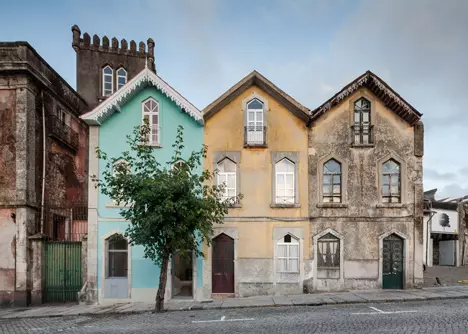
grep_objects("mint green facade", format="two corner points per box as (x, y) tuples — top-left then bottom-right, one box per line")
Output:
(96, 85), (204, 301)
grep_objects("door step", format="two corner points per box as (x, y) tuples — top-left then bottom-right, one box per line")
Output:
(211, 293), (235, 299)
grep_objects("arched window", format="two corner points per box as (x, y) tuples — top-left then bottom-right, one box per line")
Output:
(353, 98), (372, 144)
(277, 234), (299, 273)
(317, 233), (340, 269)
(117, 68), (127, 90)
(275, 158), (295, 204)
(142, 98), (159, 145)
(217, 158), (236, 201)
(246, 98), (265, 145)
(323, 159), (341, 203)
(382, 159), (401, 203)
(107, 235), (128, 277)
(102, 66), (113, 96)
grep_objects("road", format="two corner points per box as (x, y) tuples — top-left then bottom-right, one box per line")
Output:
(1, 298), (468, 333)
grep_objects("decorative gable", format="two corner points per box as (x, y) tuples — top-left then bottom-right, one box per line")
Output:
(81, 68), (203, 125)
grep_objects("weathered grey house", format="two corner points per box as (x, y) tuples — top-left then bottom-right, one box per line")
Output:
(0, 42), (88, 306)
(306, 71), (424, 291)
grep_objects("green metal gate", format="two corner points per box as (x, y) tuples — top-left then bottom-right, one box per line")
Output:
(45, 242), (82, 302)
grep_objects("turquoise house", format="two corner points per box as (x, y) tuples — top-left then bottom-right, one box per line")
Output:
(81, 67), (204, 303)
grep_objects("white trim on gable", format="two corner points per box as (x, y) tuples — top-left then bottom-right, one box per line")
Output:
(81, 68), (203, 125)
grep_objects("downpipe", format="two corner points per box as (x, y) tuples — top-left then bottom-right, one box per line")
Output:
(40, 90), (46, 234)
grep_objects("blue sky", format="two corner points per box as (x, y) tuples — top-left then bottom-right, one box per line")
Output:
(1, 0), (467, 199)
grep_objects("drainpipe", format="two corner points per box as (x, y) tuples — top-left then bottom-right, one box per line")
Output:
(426, 211), (436, 267)
(40, 90), (46, 234)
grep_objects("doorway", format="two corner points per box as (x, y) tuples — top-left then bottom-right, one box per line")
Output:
(172, 251), (193, 298)
(212, 233), (234, 293)
(382, 234), (404, 289)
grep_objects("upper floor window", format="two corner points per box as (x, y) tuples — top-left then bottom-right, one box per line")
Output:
(323, 159), (341, 203)
(317, 233), (340, 269)
(275, 158), (295, 204)
(102, 66), (113, 96)
(381, 159), (401, 203)
(277, 234), (299, 273)
(245, 98), (265, 146)
(117, 68), (127, 90)
(142, 98), (159, 145)
(217, 158), (236, 201)
(352, 98), (372, 145)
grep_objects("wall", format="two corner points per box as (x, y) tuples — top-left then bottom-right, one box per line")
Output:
(308, 88), (423, 290)
(203, 85), (310, 297)
(91, 85), (204, 302)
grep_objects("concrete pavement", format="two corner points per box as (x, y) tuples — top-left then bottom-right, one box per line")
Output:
(1, 285), (468, 319)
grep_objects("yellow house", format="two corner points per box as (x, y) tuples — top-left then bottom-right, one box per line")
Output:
(202, 71), (310, 297)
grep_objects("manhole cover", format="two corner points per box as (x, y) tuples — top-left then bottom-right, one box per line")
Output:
(457, 280), (468, 284)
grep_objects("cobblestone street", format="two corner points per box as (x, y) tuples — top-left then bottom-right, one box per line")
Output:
(2, 298), (468, 333)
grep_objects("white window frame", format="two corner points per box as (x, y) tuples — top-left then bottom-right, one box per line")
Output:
(246, 99), (264, 145)
(277, 236), (299, 273)
(216, 158), (236, 202)
(102, 66), (113, 96)
(116, 67), (127, 90)
(107, 236), (129, 278)
(142, 98), (160, 145)
(275, 159), (295, 204)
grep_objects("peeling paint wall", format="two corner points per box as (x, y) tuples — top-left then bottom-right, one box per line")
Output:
(308, 88), (424, 291)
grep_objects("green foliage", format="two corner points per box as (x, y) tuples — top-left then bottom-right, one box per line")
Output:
(93, 121), (241, 265)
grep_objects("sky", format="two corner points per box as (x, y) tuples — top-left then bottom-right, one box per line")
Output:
(1, 0), (467, 199)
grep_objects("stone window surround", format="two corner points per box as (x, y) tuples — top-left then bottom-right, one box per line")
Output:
(312, 228), (344, 288)
(213, 151), (241, 208)
(271, 152), (300, 208)
(272, 227), (304, 285)
(242, 92), (269, 148)
(378, 229), (409, 289)
(275, 233), (300, 273)
(316, 153), (349, 208)
(100, 230), (132, 302)
(376, 152), (407, 207)
(348, 91), (376, 148)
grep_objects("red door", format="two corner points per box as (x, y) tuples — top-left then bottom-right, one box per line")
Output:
(212, 234), (234, 293)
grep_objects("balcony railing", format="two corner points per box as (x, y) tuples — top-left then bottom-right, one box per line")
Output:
(351, 124), (374, 146)
(244, 126), (267, 147)
(49, 115), (79, 151)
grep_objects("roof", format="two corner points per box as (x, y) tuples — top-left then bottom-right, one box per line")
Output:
(310, 71), (422, 125)
(203, 70), (310, 123)
(81, 67), (203, 125)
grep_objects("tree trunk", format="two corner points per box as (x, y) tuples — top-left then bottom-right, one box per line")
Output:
(155, 247), (170, 313)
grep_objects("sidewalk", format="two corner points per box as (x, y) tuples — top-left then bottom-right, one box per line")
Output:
(2, 286), (468, 319)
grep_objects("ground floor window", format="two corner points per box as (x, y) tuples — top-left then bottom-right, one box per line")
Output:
(277, 234), (299, 273)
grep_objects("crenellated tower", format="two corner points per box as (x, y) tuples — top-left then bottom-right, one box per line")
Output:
(71, 25), (155, 109)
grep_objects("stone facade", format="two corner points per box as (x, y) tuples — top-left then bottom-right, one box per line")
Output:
(307, 72), (424, 291)
(0, 42), (88, 306)
(71, 25), (155, 109)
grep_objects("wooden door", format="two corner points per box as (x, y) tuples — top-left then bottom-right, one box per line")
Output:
(382, 234), (404, 289)
(212, 234), (234, 293)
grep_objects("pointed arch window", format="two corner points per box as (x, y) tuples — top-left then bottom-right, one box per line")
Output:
(323, 159), (341, 203)
(277, 234), (299, 273)
(117, 68), (127, 90)
(381, 159), (401, 203)
(317, 233), (340, 269)
(142, 98), (159, 145)
(217, 158), (237, 201)
(275, 158), (295, 204)
(246, 98), (265, 145)
(353, 97), (372, 145)
(102, 66), (113, 96)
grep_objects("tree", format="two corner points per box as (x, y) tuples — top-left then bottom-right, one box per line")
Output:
(94, 122), (240, 312)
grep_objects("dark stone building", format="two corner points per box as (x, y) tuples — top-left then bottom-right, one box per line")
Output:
(0, 42), (88, 306)
(71, 25), (155, 109)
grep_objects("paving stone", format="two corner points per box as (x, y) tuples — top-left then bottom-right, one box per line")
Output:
(272, 296), (292, 306)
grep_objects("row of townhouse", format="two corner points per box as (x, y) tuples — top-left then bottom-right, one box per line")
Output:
(74, 26), (425, 304)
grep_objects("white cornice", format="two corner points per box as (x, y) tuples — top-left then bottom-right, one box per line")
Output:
(80, 68), (203, 125)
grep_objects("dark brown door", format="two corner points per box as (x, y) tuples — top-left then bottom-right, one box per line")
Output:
(212, 234), (234, 293)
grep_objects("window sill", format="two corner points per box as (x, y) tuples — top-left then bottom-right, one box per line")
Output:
(105, 201), (132, 208)
(270, 203), (300, 208)
(244, 143), (267, 149)
(351, 144), (374, 148)
(139, 143), (162, 148)
(317, 267), (340, 271)
(227, 203), (242, 208)
(316, 203), (348, 208)
(376, 203), (406, 208)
